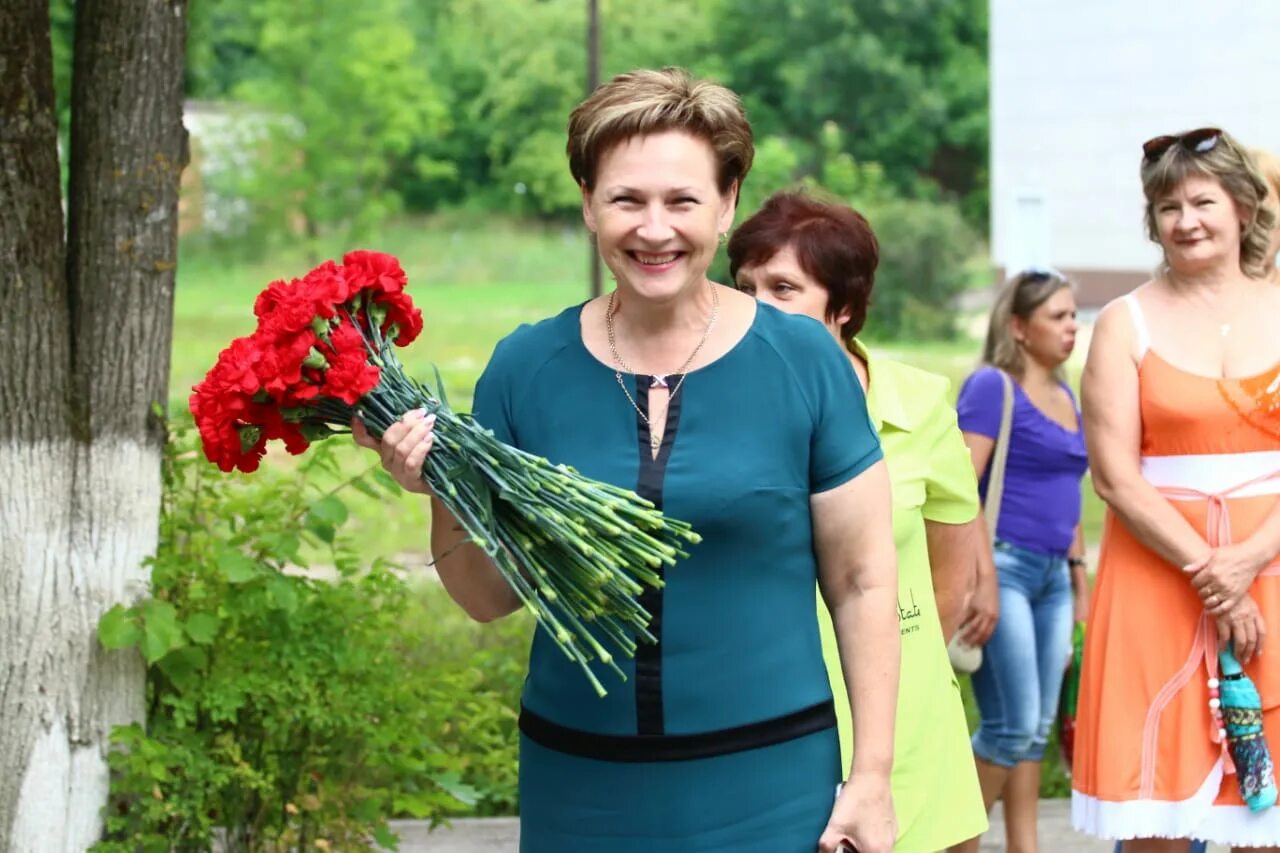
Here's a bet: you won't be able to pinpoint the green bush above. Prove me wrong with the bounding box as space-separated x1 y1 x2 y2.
813 124 981 341
860 195 979 341
94 423 528 851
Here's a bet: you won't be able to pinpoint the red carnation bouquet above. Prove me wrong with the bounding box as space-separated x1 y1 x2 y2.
191 251 698 696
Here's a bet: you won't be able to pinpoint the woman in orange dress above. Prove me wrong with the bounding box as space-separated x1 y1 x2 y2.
1074 129 1280 850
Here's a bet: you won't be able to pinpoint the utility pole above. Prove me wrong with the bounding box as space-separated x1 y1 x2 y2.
587 0 603 297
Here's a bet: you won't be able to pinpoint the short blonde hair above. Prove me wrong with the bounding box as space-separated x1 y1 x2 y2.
566 67 754 197
1141 130 1276 278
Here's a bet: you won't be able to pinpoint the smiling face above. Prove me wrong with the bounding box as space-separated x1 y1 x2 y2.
1012 286 1078 369
733 244 848 340
1153 174 1247 275
582 131 737 303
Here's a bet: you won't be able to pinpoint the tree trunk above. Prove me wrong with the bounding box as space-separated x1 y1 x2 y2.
0 1 78 848
0 0 188 847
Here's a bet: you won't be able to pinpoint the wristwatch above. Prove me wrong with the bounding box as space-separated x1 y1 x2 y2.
1068 556 1087 569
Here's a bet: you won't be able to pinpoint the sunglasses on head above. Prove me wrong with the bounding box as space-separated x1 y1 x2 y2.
1015 266 1065 285
1142 127 1223 163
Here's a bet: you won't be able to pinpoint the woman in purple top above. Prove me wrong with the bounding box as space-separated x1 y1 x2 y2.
952 268 1090 853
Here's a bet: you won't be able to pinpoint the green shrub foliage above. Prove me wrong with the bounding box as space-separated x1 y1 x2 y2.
94 423 527 851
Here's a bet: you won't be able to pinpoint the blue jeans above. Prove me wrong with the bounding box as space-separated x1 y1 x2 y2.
971 539 1074 767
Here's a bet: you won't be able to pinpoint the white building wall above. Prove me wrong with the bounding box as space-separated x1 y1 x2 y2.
991 0 1280 281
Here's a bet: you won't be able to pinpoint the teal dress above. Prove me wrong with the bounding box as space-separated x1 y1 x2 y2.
472 300 882 852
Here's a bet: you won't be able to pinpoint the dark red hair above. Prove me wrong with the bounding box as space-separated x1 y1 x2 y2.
727 191 879 339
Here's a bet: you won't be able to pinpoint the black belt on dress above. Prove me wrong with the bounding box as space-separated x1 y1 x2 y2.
518 698 836 763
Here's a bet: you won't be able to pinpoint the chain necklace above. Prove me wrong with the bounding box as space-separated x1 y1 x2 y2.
1168 274 1252 337
607 284 720 454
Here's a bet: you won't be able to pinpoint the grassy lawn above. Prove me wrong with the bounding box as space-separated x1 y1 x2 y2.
172 216 593 412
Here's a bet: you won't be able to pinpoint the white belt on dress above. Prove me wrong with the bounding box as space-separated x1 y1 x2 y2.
1143 451 1280 499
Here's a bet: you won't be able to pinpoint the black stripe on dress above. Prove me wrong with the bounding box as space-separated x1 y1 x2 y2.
519 700 837 763
633 373 681 736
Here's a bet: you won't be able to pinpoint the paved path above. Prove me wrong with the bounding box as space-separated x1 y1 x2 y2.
388 800 1229 851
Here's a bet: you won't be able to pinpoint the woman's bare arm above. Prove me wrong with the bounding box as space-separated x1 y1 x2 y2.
1081 301 1209 570
925 518 977 641
813 459 899 780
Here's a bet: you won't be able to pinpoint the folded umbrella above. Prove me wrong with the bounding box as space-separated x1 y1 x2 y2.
1217 648 1277 812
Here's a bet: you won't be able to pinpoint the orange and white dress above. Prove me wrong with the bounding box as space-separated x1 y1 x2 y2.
1072 293 1280 844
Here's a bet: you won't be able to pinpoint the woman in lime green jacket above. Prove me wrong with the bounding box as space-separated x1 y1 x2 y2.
730 190 989 852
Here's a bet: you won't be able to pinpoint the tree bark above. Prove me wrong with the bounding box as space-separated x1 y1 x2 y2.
0 0 188 847
67 0 188 444
0 1 77 848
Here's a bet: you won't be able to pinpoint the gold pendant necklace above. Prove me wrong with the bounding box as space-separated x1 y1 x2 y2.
607 285 720 454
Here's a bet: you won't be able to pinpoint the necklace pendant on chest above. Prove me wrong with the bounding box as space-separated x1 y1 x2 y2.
649 431 661 453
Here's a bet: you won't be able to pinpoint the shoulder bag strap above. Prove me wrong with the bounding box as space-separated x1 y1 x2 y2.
985 370 1015 543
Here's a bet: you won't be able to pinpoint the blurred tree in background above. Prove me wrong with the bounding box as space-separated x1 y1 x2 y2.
160 0 987 231
182 0 448 254
403 0 717 216
712 0 988 217
47 0 990 328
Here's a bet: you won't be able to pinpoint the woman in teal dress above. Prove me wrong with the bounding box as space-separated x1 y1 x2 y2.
355 68 900 853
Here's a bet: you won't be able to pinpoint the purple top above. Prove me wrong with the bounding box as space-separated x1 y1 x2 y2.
956 366 1088 556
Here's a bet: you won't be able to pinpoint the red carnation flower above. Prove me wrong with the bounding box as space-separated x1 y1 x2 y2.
316 323 382 404
342 250 407 296
253 278 292 320
194 250 419 469
379 292 424 346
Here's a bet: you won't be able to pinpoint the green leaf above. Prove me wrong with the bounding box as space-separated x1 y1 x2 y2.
183 612 220 645
305 518 336 544
140 600 186 664
307 494 349 527
372 468 403 495
432 364 450 408
266 575 299 612
432 772 480 806
373 825 399 850
350 476 383 499
260 531 301 562
334 552 361 576
157 646 208 691
98 604 140 650
217 550 259 584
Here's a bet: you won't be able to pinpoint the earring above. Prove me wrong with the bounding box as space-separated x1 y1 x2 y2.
718 232 728 247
